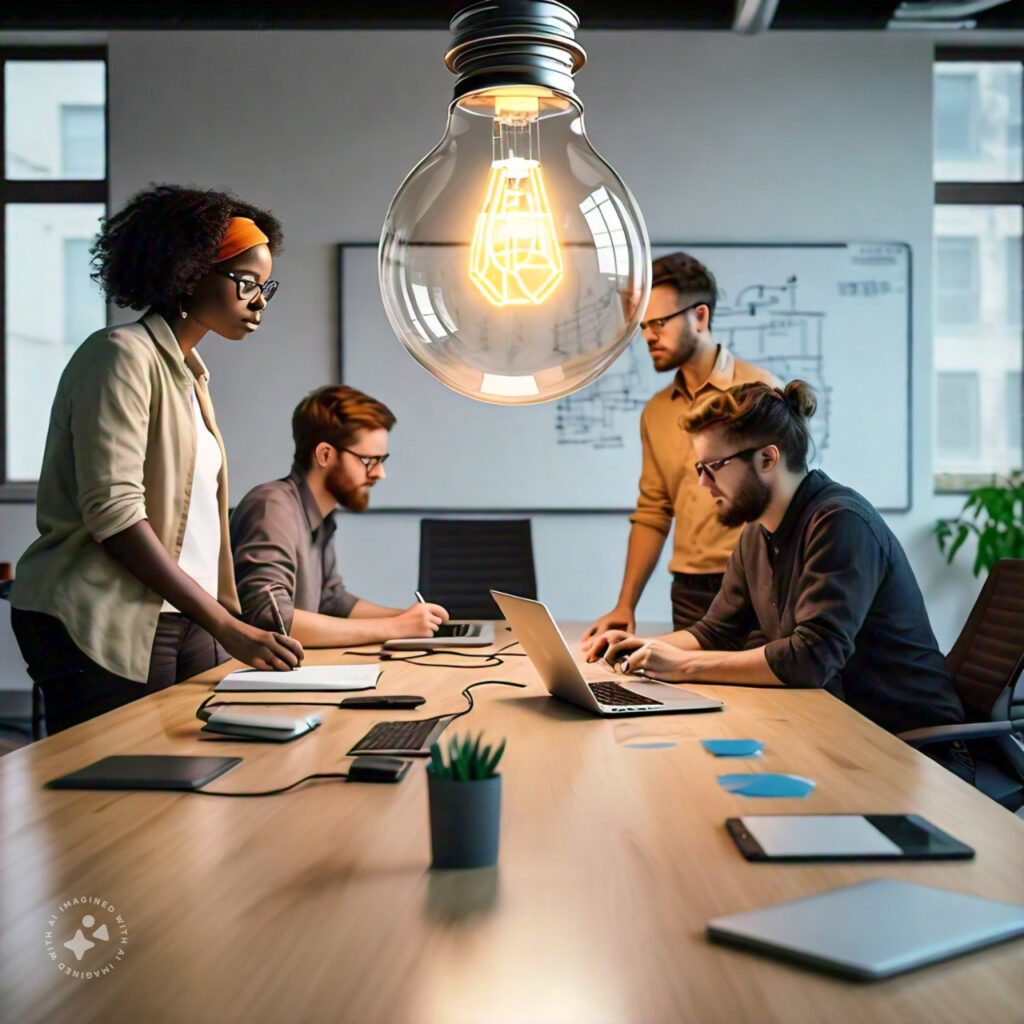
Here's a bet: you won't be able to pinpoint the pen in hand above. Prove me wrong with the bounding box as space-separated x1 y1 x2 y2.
264 585 296 670
415 590 426 604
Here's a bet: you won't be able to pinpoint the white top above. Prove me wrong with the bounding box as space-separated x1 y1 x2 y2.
162 387 223 613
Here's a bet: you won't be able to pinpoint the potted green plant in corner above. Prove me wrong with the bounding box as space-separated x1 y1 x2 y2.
427 733 505 869
935 471 1024 576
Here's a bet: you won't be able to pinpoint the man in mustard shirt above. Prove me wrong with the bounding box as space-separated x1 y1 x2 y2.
585 252 779 638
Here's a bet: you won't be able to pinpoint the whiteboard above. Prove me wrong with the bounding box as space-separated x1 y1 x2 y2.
339 242 911 511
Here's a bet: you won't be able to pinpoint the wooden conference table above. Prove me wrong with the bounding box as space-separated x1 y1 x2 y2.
1 623 1022 1024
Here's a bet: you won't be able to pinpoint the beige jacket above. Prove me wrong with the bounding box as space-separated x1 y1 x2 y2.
630 345 780 575
11 312 240 681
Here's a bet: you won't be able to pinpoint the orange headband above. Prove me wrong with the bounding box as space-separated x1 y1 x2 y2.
215 217 270 263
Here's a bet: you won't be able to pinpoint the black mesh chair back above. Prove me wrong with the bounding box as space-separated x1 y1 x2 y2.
945 559 1024 723
418 518 537 620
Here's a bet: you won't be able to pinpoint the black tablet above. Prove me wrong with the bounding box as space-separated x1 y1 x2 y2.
47 755 242 791
726 814 974 861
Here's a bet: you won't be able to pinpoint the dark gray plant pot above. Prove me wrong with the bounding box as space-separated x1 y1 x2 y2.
427 771 501 870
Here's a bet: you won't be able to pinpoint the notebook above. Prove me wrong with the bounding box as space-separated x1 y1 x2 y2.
215 664 380 692
707 878 1024 980
47 755 242 791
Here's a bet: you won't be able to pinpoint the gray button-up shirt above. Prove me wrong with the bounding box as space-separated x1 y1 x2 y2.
230 468 359 631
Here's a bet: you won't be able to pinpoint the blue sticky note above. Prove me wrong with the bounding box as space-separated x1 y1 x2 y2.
701 739 764 757
717 773 816 797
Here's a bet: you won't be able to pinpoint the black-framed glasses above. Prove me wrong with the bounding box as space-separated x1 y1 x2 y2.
214 269 279 304
693 446 762 482
639 301 703 332
338 447 389 473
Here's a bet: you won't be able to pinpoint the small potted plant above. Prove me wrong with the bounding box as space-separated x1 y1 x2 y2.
426 732 505 869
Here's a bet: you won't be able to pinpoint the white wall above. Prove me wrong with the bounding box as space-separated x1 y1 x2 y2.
0 28 991 690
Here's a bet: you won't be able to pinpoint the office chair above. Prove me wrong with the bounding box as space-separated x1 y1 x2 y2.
418 518 537 620
899 558 1024 811
0 574 44 742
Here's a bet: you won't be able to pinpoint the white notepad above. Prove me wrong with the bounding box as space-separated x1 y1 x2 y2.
215 664 380 692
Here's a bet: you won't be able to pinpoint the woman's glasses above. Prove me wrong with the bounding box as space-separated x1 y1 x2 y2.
215 269 279 304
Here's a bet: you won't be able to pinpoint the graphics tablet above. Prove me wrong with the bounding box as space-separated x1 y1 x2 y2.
726 814 974 861
47 755 242 791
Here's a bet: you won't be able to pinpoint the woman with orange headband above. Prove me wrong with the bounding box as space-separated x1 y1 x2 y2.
10 184 303 734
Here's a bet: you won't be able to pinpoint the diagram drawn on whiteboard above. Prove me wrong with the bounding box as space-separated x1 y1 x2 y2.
555 273 832 461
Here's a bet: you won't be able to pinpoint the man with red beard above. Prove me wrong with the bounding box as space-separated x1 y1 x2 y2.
231 385 449 646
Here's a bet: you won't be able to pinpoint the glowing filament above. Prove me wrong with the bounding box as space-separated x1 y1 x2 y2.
469 158 564 307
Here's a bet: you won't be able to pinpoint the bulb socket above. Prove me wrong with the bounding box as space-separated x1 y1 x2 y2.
445 0 586 101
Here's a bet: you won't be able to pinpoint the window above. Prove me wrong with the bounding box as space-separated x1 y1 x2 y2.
935 371 980 462
1 49 107 497
934 50 1024 490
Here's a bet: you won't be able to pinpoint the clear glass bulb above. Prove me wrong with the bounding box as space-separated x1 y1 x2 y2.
380 86 650 404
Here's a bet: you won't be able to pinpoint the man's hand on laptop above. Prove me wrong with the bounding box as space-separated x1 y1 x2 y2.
392 602 450 638
582 628 634 663
605 636 694 683
582 605 636 642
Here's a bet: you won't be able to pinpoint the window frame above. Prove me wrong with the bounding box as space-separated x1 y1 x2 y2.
934 46 1024 493
0 45 109 503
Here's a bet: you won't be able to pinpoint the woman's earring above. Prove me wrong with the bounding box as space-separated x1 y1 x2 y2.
178 300 188 320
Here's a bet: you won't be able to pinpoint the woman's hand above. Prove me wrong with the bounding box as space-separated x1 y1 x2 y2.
217 619 304 671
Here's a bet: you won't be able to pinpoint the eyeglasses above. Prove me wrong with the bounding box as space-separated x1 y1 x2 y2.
693 446 762 482
338 447 389 473
214 269 279 304
639 301 703 333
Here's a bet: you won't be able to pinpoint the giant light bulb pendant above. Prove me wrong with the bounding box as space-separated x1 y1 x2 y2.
379 1 650 405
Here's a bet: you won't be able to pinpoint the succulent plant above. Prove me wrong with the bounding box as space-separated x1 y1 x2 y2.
428 732 505 781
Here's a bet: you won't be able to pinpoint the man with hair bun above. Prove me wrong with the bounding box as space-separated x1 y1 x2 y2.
231 385 450 646
583 379 973 782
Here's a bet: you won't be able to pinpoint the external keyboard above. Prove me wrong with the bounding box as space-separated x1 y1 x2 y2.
588 680 663 707
347 716 452 756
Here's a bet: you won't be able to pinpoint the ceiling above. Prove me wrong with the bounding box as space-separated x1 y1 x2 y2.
2 1 1022 32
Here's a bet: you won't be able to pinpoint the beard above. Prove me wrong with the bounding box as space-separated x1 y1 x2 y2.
326 468 371 512
716 469 771 528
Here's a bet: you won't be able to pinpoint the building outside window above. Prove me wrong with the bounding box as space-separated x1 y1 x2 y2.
1 50 107 497
933 51 1023 489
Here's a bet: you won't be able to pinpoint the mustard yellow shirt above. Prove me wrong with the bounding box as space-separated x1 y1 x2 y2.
11 312 239 681
629 345 780 575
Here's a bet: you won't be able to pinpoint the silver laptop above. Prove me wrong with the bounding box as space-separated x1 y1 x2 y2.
707 878 1024 980
491 591 723 716
382 620 495 651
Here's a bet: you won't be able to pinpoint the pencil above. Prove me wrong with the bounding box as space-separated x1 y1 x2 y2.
264 586 296 670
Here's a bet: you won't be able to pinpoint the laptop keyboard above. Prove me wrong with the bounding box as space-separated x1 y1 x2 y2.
347 716 452 756
589 680 663 707
434 622 481 638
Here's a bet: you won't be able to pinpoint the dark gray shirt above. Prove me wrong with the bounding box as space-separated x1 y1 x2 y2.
687 470 965 735
230 468 358 632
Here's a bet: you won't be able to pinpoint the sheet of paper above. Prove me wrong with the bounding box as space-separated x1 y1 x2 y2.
215 664 379 692
701 739 764 757
741 815 902 856
718 773 816 797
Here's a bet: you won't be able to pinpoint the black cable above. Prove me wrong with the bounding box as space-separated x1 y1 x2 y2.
197 772 349 797
195 692 338 722
443 679 527 726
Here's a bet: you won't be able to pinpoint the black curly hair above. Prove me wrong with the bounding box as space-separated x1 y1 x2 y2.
90 184 283 311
